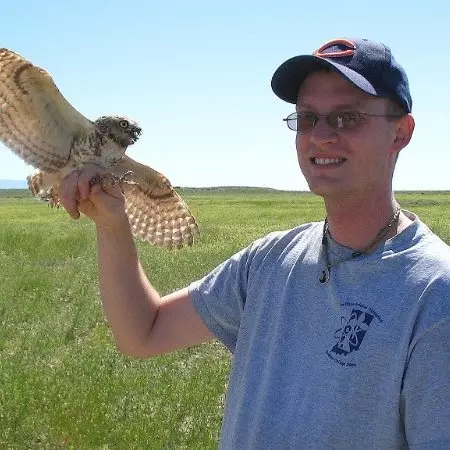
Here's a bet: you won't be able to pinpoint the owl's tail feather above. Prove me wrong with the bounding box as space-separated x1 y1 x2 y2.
27 171 44 197
27 171 60 207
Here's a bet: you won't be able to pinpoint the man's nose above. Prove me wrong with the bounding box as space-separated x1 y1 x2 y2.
308 118 339 147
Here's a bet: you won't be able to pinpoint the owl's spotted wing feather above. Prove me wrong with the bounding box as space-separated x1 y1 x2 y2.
0 48 94 172
112 155 199 249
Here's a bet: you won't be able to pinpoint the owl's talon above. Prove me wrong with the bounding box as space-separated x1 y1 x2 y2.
90 171 136 194
119 170 135 184
89 174 101 188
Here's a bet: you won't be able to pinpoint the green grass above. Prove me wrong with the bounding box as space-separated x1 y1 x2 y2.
0 189 449 448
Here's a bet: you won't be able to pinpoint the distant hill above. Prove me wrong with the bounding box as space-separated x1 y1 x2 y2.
0 181 295 193
0 179 27 189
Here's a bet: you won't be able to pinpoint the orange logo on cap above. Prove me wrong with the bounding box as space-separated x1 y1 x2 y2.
313 39 356 58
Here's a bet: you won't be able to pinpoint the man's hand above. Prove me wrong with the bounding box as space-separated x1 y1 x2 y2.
59 164 129 231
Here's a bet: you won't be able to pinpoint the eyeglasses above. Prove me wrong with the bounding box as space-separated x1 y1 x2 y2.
283 111 403 133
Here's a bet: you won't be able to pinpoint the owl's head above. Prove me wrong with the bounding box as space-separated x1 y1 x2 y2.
95 116 142 148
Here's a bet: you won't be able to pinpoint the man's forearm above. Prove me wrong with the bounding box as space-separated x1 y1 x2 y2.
96 223 160 355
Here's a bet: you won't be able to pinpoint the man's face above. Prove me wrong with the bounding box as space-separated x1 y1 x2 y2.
295 71 407 201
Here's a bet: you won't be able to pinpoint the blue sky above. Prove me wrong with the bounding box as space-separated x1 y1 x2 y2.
1 1 449 190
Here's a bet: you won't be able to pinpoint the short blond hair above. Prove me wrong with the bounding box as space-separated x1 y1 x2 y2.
385 99 407 119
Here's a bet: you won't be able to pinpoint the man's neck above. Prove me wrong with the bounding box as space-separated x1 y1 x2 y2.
323 193 411 250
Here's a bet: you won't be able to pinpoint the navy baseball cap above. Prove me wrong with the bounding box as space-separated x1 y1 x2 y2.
271 38 412 113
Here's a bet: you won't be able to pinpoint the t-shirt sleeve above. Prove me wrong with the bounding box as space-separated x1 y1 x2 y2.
401 317 450 449
188 237 267 352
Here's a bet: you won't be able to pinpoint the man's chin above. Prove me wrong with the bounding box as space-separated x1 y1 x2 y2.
308 183 333 197
308 183 349 199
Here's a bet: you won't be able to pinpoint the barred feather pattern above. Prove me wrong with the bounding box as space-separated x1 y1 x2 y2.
26 170 61 204
123 183 199 249
27 171 43 196
0 48 92 172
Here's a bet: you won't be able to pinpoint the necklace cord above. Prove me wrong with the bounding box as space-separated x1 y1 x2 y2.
319 206 401 282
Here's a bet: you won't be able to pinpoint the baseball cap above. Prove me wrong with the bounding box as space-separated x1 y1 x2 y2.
271 38 412 113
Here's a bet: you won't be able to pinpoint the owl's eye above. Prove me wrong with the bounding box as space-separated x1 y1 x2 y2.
119 120 129 129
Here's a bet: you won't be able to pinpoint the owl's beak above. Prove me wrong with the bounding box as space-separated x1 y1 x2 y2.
128 126 142 145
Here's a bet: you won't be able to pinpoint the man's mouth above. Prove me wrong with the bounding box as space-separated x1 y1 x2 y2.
311 157 346 165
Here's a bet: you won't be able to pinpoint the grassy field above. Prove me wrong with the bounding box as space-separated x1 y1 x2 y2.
0 189 449 448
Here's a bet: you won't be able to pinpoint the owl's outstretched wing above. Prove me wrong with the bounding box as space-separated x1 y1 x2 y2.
0 48 94 172
112 155 199 249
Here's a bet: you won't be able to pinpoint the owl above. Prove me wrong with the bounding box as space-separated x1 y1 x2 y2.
0 48 199 249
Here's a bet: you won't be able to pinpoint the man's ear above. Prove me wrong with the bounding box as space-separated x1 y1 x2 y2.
392 114 415 153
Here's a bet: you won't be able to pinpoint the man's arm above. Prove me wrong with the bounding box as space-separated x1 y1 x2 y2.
401 317 450 448
59 165 214 358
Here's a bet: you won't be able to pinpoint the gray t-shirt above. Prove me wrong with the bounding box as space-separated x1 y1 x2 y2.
189 212 450 449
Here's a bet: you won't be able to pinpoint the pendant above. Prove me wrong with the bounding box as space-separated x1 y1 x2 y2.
319 267 330 284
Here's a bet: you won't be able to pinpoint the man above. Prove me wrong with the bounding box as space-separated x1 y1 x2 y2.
60 38 450 448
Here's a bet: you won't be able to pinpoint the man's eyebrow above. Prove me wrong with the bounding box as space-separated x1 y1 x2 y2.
296 100 368 111
296 102 316 110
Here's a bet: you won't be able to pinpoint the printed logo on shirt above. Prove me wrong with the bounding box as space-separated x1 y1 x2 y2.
331 309 373 355
326 302 383 367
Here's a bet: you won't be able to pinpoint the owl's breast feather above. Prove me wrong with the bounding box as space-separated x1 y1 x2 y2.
70 131 126 168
